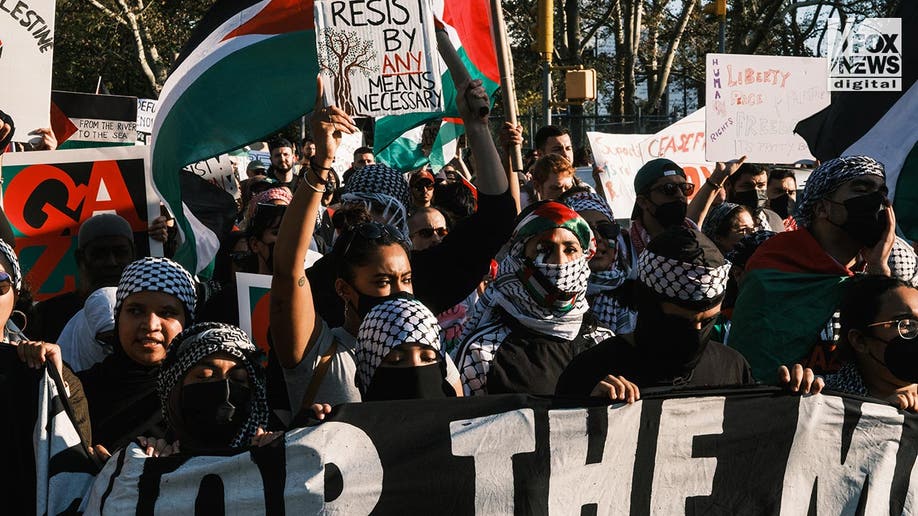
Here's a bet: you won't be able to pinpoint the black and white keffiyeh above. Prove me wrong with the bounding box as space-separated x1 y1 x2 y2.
889 237 918 287
561 190 615 223
158 322 269 449
0 238 21 292
794 155 885 228
355 297 443 394
115 257 197 321
638 250 730 304
341 163 410 235
701 202 742 239
725 230 777 269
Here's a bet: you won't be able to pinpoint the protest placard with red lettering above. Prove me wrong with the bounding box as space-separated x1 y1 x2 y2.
641 108 714 191
587 132 647 218
705 54 829 163
0 0 55 139
0 146 161 301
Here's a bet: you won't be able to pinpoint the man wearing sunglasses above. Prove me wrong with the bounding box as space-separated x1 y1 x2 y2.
407 207 450 251
630 158 699 256
408 169 436 213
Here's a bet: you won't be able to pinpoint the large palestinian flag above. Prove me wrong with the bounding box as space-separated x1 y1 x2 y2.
151 0 317 273
794 1 917 241
372 0 499 163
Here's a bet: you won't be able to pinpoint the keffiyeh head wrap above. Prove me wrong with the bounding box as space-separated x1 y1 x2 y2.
560 189 615 225
115 257 197 323
247 187 292 219
0 238 21 293
157 322 269 449
355 297 443 394
794 155 885 228
638 227 730 310
889 237 918 287
701 202 742 239
342 163 410 235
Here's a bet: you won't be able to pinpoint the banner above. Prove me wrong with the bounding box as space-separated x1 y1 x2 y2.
0 146 162 301
84 389 918 514
314 0 443 117
236 271 272 365
50 91 138 149
705 54 829 163
587 133 647 218
0 0 55 138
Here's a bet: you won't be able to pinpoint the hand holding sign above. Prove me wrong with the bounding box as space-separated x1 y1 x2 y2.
709 155 748 187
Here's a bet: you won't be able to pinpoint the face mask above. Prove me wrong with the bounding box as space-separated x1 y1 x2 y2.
352 289 415 319
180 380 252 447
734 189 767 212
635 300 717 376
866 335 918 384
650 200 687 228
363 362 454 401
831 191 889 247
770 193 796 219
518 257 589 313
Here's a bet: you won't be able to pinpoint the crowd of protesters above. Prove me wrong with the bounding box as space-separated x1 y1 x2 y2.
2 75 917 510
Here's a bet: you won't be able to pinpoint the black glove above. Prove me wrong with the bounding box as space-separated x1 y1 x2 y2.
0 109 14 153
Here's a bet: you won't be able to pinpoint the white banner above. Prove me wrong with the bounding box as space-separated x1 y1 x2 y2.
0 0 55 137
183 153 240 199
705 53 829 163
587 133 647 218
314 0 443 117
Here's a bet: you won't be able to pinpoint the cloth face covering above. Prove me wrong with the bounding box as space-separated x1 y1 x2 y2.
157 322 269 449
794 155 885 228
355 297 449 398
634 294 718 380
770 194 795 220
180 380 252 446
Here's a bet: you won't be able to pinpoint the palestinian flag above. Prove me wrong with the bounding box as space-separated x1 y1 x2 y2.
376 124 430 171
373 0 499 158
50 91 138 149
429 117 463 170
794 1 917 241
376 117 463 172
151 0 317 273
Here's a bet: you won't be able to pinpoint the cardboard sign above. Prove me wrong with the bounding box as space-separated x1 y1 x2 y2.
183 153 241 199
587 133 647 218
314 0 443 117
0 0 55 138
236 272 272 365
642 107 714 190
50 91 138 149
705 54 829 163
0 146 162 301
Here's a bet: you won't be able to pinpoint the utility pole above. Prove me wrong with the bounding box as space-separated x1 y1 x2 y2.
537 0 553 127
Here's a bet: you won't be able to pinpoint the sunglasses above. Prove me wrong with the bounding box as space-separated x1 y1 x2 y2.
412 226 449 239
413 182 434 192
867 318 918 340
0 271 13 295
342 221 405 258
650 182 695 197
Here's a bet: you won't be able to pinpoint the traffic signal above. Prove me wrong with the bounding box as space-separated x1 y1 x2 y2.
702 0 727 17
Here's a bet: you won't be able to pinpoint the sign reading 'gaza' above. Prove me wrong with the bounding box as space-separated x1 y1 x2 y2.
314 0 443 117
85 390 918 514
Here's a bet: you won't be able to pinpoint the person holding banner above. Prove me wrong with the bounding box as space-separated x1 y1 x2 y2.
556 227 753 399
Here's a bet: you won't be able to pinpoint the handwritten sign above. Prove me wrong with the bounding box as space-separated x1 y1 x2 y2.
587 133 647 218
705 54 829 163
183 153 241 199
332 129 364 180
642 108 714 191
0 0 55 137
135 98 157 144
0 146 161 301
314 0 443 117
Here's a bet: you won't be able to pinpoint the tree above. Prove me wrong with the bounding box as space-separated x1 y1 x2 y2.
318 28 377 116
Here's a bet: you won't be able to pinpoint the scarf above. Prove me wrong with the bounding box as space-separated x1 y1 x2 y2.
0 238 21 292
794 156 885 228
341 163 410 236
115 257 197 321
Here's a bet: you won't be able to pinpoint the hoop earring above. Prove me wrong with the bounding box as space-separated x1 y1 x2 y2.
10 309 27 333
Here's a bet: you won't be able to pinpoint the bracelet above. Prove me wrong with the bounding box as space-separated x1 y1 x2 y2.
301 178 326 193
309 159 334 183
706 177 724 190
308 165 331 186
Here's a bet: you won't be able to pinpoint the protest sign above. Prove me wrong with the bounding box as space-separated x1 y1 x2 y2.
50 91 138 149
0 0 55 139
314 0 443 117
84 389 918 514
642 107 714 189
183 153 241 199
332 129 364 179
135 98 157 144
236 271 272 365
0 146 161 301
587 133 647 218
705 54 829 163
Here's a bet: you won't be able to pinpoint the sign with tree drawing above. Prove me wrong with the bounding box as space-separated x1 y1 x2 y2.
314 0 443 117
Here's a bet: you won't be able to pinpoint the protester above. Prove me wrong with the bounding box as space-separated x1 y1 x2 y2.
534 125 574 163
247 202 288 275
408 207 450 251
767 168 798 221
352 146 375 170
246 159 268 178
560 187 637 334
32 214 135 342
556 227 753 399
700 202 755 255
729 156 896 380
76 257 197 451
268 138 299 190
531 154 576 201
409 168 436 213
631 158 699 256
56 287 117 372
456 201 614 396
723 163 784 231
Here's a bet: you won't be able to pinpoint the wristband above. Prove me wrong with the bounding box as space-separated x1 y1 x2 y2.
308 159 333 185
706 177 724 190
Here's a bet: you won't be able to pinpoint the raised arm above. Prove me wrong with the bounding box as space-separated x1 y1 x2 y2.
270 81 357 369
459 79 508 196
687 156 746 225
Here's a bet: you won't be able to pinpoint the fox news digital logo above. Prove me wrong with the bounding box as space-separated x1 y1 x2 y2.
827 18 901 91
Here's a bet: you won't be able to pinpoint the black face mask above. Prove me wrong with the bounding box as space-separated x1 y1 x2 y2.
363 363 455 401
733 189 768 212
352 289 415 319
635 301 718 379
831 191 889 247
180 380 252 448
868 335 918 384
770 193 796 219
650 200 687 228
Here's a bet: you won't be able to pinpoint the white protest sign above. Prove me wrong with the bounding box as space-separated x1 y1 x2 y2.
642 107 714 189
136 98 157 135
0 0 55 137
332 129 363 180
314 0 443 117
183 153 240 199
587 132 647 218
705 54 829 163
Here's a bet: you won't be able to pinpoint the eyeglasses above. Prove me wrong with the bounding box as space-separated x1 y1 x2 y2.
0 271 12 295
650 182 695 197
413 182 434 192
412 226 449 239
867 318 918 340
342 221 405 258
591 221 621 241
731 226 755 237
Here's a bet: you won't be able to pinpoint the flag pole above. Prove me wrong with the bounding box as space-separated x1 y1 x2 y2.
435 23 490 118
489 0 523 172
